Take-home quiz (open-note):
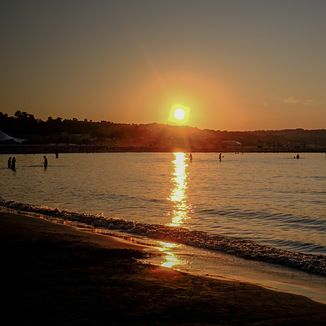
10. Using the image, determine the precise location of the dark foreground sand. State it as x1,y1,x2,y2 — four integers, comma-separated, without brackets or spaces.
1,212,325,326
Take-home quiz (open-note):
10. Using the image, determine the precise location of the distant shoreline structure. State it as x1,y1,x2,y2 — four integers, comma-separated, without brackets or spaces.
1,144,325,155
1,112,326,154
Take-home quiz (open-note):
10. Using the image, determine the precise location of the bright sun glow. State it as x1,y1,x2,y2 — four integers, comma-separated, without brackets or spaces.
169,105,190,125
174,108,185,120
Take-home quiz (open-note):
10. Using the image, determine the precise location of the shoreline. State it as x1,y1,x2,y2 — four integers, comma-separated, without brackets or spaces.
1,145,326,155
2,205,326,305
1,211,326,325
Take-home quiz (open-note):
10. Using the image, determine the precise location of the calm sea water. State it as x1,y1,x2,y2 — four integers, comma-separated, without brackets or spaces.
1,152,326,278
1,152,326,252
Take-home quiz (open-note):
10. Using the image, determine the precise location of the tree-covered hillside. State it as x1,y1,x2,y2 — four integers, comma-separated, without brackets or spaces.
1,111,326,152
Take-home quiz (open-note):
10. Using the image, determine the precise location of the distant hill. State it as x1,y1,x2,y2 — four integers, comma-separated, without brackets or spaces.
1,111,326,153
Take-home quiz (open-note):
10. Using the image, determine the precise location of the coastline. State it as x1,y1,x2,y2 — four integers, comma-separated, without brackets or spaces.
1,143,326,155
1,211,325,325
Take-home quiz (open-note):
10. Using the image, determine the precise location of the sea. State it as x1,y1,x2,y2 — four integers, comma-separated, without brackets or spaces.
1,152,326,303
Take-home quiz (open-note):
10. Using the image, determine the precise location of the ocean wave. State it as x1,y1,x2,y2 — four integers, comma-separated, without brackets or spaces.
268,238,326,255
1,199,326,277
197,207,326,232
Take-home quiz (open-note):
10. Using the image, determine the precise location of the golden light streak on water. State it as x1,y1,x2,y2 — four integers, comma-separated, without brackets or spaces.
169,152,190,227
157,241,183,268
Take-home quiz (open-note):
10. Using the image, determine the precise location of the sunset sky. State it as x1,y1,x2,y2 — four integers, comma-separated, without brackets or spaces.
1,1,326,131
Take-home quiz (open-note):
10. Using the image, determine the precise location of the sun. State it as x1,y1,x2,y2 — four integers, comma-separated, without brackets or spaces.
174,108,185,120
169,104,190,125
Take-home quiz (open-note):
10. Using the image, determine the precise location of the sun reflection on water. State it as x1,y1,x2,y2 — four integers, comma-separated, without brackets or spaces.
155,152,192,269
157,241,183,268
169,152,190,227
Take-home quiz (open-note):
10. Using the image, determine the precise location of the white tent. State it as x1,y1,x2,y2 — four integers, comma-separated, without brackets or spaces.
222,140,242,146
0,129,27,144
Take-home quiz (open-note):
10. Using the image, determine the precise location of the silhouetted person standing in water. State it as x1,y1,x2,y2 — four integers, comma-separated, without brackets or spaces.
219,153,222,162
43,155,48,168
11,157,16,170
8,157,11,168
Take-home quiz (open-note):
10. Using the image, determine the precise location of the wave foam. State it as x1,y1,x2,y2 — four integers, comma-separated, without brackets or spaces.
1,199,325,276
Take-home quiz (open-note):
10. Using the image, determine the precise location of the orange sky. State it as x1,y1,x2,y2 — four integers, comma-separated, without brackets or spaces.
1,1,325,131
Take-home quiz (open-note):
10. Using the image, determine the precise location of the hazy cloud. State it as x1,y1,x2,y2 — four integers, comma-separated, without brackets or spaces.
304,99,313,105
283,98,313,106
283,97,298,104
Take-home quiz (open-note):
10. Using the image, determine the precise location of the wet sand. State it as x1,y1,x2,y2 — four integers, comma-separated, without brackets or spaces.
1,211,325,325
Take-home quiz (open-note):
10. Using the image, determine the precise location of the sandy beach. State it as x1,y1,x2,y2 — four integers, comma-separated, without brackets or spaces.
1,211,325,325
